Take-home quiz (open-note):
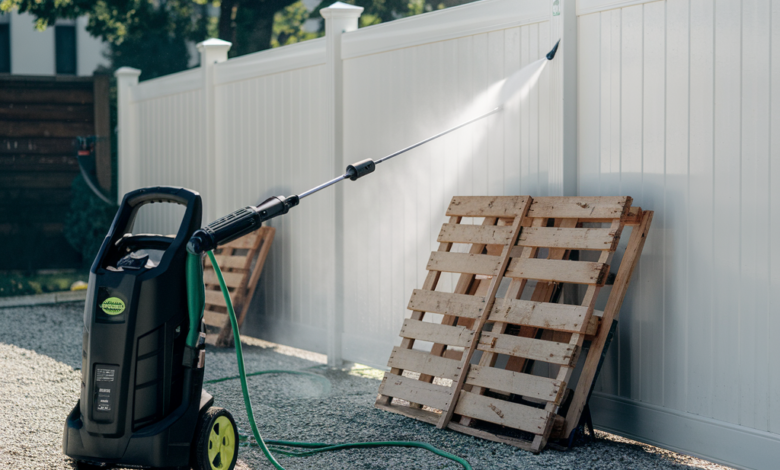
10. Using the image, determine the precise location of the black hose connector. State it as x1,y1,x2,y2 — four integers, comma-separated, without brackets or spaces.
346,159,376,181
547,40,560,60
187,195,299,254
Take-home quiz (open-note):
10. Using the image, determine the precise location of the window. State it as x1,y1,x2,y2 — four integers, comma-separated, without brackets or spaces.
55,25,76,75
0,24,9,73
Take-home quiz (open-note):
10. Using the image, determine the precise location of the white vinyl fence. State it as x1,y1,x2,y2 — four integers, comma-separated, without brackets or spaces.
115,0,780,468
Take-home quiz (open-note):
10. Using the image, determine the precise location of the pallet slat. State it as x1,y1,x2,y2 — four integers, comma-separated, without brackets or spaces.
407,289,487,318
453,391,550,434
489,299,591,334
205,289,231,307
399,319,475,348
466,365,564,403
437,223,514,245
203,309,226,327
446,196,529,217
221,232,259,249
379,373,454,411
517,227,618,251
203,270,244,288
204,255,248,270
527,196,631,219
447,422,539,453
477,332,577,366
386,347,464,381
427,252,502,276
505,258,609,285
375,403,441,426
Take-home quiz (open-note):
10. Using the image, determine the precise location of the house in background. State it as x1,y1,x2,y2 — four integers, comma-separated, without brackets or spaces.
0,10,108,76
0,10,111,271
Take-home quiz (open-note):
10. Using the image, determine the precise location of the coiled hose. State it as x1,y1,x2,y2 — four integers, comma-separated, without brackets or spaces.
194,251,473,470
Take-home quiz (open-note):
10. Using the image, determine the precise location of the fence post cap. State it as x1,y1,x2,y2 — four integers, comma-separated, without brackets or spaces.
197,38,232,51
321,1,364,19
114,67,141,78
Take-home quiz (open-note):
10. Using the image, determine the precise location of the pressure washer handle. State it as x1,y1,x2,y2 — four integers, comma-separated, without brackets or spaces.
186,195,298,254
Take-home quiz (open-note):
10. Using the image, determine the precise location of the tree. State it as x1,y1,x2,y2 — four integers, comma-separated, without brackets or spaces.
0,0,469,79
0,0,214,79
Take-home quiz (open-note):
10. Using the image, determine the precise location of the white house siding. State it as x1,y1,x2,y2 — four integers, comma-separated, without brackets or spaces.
6,11,107,76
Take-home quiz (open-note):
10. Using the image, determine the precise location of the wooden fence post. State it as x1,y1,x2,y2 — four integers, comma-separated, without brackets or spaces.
114,66,141,199
92,73,112,196
321,1,363,367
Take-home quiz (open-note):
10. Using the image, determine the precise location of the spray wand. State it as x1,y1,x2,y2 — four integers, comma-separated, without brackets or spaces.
187,40,559,255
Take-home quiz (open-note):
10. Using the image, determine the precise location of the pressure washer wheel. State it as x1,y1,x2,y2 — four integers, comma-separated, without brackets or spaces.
192,407,239,470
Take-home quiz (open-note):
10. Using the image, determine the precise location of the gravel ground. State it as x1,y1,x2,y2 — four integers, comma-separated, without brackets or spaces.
0,302,734,470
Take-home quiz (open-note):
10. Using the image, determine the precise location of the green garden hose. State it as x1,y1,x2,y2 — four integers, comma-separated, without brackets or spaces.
204,250,473,470
185,252,206,349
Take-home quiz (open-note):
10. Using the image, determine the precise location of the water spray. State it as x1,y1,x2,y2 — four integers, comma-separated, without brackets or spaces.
187,40,560,255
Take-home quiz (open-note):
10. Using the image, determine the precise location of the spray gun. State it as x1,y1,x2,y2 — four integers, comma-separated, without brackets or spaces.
186,40,560,255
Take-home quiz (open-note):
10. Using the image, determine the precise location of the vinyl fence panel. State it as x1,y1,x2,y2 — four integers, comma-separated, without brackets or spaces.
576,1,780,468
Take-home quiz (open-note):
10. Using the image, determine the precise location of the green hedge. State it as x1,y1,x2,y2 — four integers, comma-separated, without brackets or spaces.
0,271,88,297
64,174,118,268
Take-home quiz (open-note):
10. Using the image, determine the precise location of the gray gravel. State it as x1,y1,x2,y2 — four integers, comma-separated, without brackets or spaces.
1,302,733,470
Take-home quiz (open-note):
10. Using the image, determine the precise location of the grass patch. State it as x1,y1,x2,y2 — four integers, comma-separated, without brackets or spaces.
0,271,89,297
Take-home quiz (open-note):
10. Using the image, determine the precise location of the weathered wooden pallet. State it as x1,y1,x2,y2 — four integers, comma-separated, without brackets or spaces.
448,196,640,452
376,195,653,454
375,196,533,427
202,226,275,347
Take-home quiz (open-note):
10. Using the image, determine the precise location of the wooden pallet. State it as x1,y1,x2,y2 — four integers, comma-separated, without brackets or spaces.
375,196,533,427
376,196,653,453
202,226,275,347
448,196,637,452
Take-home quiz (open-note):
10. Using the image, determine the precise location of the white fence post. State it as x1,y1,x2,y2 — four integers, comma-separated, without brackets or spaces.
549,0,577,196
321,2,363,367
115,67,141,200
197,38,232,222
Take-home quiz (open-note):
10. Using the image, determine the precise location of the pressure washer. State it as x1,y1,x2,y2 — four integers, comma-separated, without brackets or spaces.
63,42,559,470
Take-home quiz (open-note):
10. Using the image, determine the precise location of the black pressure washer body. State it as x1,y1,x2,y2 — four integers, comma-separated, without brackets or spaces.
63,187,218,469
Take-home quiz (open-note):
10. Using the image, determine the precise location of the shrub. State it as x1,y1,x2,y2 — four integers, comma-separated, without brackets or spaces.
63,174,118,269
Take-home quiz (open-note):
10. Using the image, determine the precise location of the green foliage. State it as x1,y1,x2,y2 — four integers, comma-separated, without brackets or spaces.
0,271,89,297
1,0,213,79
1,0,468,79
63,174,118,269
312,0,447,27
271,1,321,48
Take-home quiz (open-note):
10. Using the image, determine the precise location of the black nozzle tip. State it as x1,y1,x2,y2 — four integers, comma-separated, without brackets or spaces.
186,237,203,255
547,40,560,60
187,230,214,254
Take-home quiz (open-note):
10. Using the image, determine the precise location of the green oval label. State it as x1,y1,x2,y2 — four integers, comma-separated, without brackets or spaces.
101,297,126,315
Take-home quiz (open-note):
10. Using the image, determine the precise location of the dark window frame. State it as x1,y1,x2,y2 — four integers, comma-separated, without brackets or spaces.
55,25,77,75
0,23,10,74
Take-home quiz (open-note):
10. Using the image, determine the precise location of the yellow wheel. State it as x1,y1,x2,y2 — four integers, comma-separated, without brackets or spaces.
192,407,239,470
